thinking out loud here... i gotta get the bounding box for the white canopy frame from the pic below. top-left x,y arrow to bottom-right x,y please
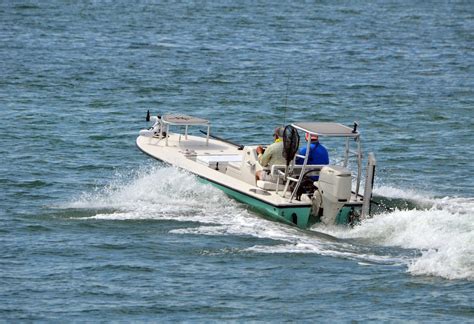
161,114 -> 210,146
287,122 -> 362,202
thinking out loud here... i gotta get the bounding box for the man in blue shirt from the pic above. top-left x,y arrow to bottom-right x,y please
296,134 -> 329,179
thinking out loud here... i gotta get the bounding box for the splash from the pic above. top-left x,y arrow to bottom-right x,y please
66,165 -> 401,266
67,165 -> 240,223
374,184 -> 436,203
67,166 -> 474,281
318,187 -> 474,281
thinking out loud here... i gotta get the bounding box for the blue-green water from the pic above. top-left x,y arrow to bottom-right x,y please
1,1 -> 473,322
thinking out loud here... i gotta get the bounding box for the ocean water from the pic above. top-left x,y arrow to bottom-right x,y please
1,1 -> 473,322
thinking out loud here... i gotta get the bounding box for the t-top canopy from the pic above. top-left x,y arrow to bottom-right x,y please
292,122 -> 359,137
162,114 -> 209,125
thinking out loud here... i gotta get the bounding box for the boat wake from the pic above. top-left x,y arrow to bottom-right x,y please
318,187 -> 474,281
64,165 -> 474,281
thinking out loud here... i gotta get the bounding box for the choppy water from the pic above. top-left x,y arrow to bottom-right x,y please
1,1 -> 473,322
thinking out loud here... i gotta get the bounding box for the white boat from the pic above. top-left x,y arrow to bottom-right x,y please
136,112 -> 376,228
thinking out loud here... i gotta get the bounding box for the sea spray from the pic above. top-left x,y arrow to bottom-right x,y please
67,165 -> 237,222
67,166 -> 473,281
318,190 -> 474,281
67,166 -> 405,266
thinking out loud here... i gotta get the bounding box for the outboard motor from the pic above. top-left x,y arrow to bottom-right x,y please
311,165 -> 352,225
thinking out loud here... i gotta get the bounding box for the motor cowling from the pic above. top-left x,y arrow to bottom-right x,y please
314,165 -> 352,224
318,166 -> 351,202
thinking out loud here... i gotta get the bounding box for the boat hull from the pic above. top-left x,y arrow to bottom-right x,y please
136,135 -> 315,228
198,178 -> 314,228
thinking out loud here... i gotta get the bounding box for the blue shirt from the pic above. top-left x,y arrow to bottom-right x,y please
296,142 -> 329,181
296,142 -> 329,165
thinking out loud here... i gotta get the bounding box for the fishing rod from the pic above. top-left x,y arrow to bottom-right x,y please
283,74 -> 290,126
199,130 -> 244,150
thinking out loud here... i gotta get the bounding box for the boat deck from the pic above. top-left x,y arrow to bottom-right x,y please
137,133 -> 364,207
136,134 -> 312,205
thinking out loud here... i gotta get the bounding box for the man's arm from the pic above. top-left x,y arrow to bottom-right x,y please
258,145 -> 273,167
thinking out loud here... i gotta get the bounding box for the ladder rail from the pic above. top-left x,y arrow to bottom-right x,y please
288,139 -> 312,201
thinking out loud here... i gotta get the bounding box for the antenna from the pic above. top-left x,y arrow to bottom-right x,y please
283,74 -> 290,126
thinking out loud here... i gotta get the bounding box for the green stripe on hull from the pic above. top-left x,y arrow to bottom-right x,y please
198,178 -> 314,229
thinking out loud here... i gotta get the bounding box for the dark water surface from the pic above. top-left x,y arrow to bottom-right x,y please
1,1 -> 473,322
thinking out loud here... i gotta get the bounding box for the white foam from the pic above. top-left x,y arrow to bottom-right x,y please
245,242 -> 401,264
67,165 -> 398,265
67,165 -> 239,223
316,190 -> 474,281
373,184 -> 436,207
374,184 -> 433,200
67,168 -> 474,281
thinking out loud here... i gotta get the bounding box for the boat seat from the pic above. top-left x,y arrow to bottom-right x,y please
270,164 -> 324,176
256,165 -> 325,191
256,180 -> 285,191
